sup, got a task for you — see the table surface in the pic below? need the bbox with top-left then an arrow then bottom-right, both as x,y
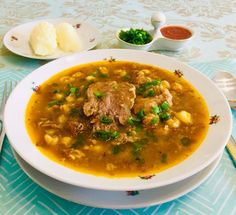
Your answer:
0,0 -> 236,214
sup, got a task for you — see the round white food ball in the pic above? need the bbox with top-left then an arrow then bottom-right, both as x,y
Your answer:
56,22 -> 80,52
29,22 -> 57,56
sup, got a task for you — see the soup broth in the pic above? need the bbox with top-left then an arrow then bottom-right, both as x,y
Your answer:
26,61 -> 209,177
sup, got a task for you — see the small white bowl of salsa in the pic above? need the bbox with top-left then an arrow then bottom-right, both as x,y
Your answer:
116,25 -> 194,52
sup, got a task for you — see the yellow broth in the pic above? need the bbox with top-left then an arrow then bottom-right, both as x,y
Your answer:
25,61 -> 209,177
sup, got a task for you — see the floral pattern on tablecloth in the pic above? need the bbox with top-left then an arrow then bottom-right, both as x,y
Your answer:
0,0 -> 236,66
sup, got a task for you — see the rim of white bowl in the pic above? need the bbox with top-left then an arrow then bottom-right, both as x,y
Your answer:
4,49 -> 232,191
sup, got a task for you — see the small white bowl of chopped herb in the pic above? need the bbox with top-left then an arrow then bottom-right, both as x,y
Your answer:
116,28 -> 154,50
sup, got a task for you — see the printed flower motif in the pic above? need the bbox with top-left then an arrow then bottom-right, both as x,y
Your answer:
74,23 -> 81,29
126,190 -> 139,196
174,69 -> 183,78
10,35 -> 18,41
104,56 -> 116,62
32,82 -> 40,93
210,115 -> 220,125
0,1 -> 50,26
139,175 -> 155,180
138,0 -> 235,19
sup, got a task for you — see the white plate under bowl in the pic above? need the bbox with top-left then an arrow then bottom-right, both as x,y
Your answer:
3,18 -> 101,60
4,49 -> 232,191
13,149 -> 222,209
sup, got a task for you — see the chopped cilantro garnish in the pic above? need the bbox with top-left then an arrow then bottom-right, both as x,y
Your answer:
128,116 -> 141,126
123,74 -> 131,81
100,116 -> 113,124
137,109 -> 145,120
67,83 -> 73,88
161,153 -> 167,163
52,89 -> 61,94
93,130 -> 120,141
146,131 -> 158,142
150,117 -> 159,125
132,139 -> 148,162
64,90 -> 70,96
160,101 -> 170,111
112,145 -> 121,154
48,100 -> 63,107
111,131 -> 120,139
152,105 -> 161,115
144,89 -> 155,97
135,124 -> 143,132
180,137 -> 191,146
69,108 -> 80,117
94,91 -> 104,99
159,112 -> 171,121
70,87 -> 79,94
119,28 -> 152,45
136,79 -> 161,96
71,134 -> 85,148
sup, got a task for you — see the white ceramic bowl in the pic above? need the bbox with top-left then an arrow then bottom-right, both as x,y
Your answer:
116,25 -> 194,51
4,49 -> 232,191
116,28 -> 154,51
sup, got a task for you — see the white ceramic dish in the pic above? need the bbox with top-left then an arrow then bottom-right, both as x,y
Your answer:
116,25 -> 194,51
13,149 -> 222,209
4,49 -> 232,191
3,18 -> 101,60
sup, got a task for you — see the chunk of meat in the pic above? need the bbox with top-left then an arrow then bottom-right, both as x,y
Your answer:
68,120 -> 85,136
83,81 -> 136,129
133,87 -> 173,114
90,116 -> 117,131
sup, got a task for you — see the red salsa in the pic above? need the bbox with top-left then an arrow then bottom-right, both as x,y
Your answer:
160,26 -> 192,40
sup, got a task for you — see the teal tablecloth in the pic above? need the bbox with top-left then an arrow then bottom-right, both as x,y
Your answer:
0,58 -> 236,214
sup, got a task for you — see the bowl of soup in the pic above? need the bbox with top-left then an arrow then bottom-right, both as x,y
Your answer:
4,49 -> 232,191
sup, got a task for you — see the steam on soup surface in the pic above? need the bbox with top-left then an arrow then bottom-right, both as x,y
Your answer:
26,61 -> 209,177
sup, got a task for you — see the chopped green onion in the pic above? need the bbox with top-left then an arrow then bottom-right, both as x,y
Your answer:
128,117 -> 141,126
67,83 -> 73,88
161,153 -> 167,163
70,87 -> 79,94
159,112 -> 171,121
160,101 -> 170,111
99,72 -> 108,78
94,91 -> 104,99
132,139 -> 148,160
136,79 -> 161,96
181,137 -> 191,146
93,130 -> 120,141
152,105 -> 161,115
69,108 -> 80,117
48,100 -> 63,107
137,109 -> 145,120
71,134 -> 85,148
144,89 -> 155,97
111,131 -> 120,139
100,116 -> 113,124
135,124 -> 143,132
112,145 -> 121,154
123,74 -> 131,81
119,28 -> 152,45
145,131 -> 158,142
52,89 -> 61,94
150,117 -> 159,125
64,90 -> 70,96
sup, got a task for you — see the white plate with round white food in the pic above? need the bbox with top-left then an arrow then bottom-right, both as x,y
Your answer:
3,18 -> 101,60
4,49 -> 232,191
